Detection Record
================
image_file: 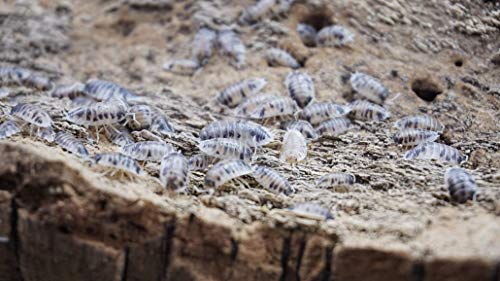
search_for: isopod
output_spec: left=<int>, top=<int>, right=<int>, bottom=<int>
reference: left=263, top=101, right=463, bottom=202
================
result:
left=218, top=30, right=246, bottom=69
left=151, top=110, right=175, bottom=135
left=280, top=129, right=307, bottom=164
left=24, top=74, right=54, bottom=91
left=191, top=27, right=217, bottom=65
left=298, top=102, right=348, bottom=126
left=316, top=25, right=354, bottom=47
left=188, top=154, right=217, bottom=171
left=104, top=125, right=134, bottom=146
left=234, top=94, right=276, bottom=117
left=199, top=138, right=253, bottom=162
left=0, top=66, right=30, bottom=86
left=252, top=165, right=294, bottom=195
left=200, top=120, right=273, bottom=147
left=11, top=103, right=52, bottom=128
left=217, top=77, right=267, bottom=108
left=160, top=152, right=189, bottom=192
left=121, top=141, right=174, bottom=161
left=265, top=48, right=300, bottom=69
left=0, top=120, right=21, bottom=139
left=445, top=167, right=477, bottom=203
left=66, top=96, right=128, bottom=126
left=72, top=97, right=97, bottom=107
left=403, top=142, right=467, bottom=164
left=347, top=100, right=390, bottom=121
left=394, top=114, right=444, bottom=132
left=204, top=159, right=252, bottom=188
left=51, top=82, right=85, bottom=99
left=239, top=0, right=276, bottom=24
left=162, top=59, right=200, bottom=76
left=248, top=96, right=298, bottom=119
left=289, top=203, right=333, bottom=220
left=282, top=120, right=317, bottom=139
left=34, top=126, right=55, bottom=143
left=285, top=71, right=315, bottom=108
left=316, top=173, right=355, bottom=189
left=392, top=129, right=440, bottom=146
left=83, top=79, right=138, bottom=103
left=55, top=131, right=89, bottom=158
left=316, top=117, right=352, bottom=137
left=94, top=152, right=142, bottom=176
left=296, top=23, right=317, bottom=47
left=126, top=104, right=153, bottom=130
left=350, top=72, right=389, bottom=104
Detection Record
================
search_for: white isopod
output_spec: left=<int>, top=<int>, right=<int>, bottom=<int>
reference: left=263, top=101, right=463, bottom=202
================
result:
left=298, top=102, right=348, bottom=126
left=316, top=173, right=355, bottom=189
left=121, top=141, right=174, bottom=161
left=392, top=129, right=440, bottom=146
left=252, top=165, right=294, bottom=195
left=0, top=120, right=21, bottom=139
left=350, top=72, right=390, bottom=104
left=239, top=0, right=276, bottom=24
left=234, top=94, right=276, bottom=117
left=316, top=25, right=354, bottom=47
left=51, top=82, right=85, bottom=99
left=55, top=131, right=89, bottom=158
left=280, top=129, right=307, bottom=164
left=11, top=103, right=52, bottom=128
left=66, top=96, right=128, bottom=126
left=445, top=167, right=477, bottom=203
left=162, top=59, right=200, bottom=76
left=283, top=120, right=317, bottom=139
left=104, top=125, right=135, bottom=147
left=315, top=117, right=353, bottom=137
left=394, top=114, right=444, bottom=132
left=285, top=71, right=315, bottom=108
left=160, top=152, right=189, bottom=192
left=126, top=104, right=153, bottom=130
left=191, top=27, right=217, bottom=65
left=218, top=30, right=246, bottom=69
left=0, top=66, right=30, bottom=86
left=200, top=120, right=273, bottom=147
left=83, top=79, right=138, bottom=103
left=94, top=152, right=142, bottom=176
left=403, top=142, right=467, bottom=165
left=217, top=78, right=267, bottom=108
left=265, top=48, right=300, bottom=69
left=296, top=23, right=317, bottom=47
left=347, top=100, right=390, bottom=121
left=24, top=74, right=54, bottom=91
left=33, top=126, right=55, bottom=143
left=248, top=96, right=298, bottom=119
left=151, top=110, right=175, bottom=135
left=188, top=154, right=217, bottom=171
left=205, top=159, right=253, bottom=188
left=199, top=138, right=253, bottom=162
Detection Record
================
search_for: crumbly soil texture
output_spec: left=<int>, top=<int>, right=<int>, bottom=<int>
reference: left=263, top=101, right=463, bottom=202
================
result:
left=0, top=0, right=499, bottom=281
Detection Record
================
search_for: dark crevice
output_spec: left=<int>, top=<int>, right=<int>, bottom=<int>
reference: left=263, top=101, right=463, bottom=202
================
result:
left=411, top=78, right=443, bottom=102
left=120, top=247, right=130, bottom=281
left=410, top=261, right=425, bottom=281
left=294, top=235, right=307, bottom=281
left=322, top=246, right=334, bottom=281
left=161, top=218, right=176, bottom=281
left=10, top=197, right=24, bottom=281
left=230, top=238, right=239, bottom=261
left=492, top=261, right=500, bottom=281
left=279, top=232, right=293, bottom=281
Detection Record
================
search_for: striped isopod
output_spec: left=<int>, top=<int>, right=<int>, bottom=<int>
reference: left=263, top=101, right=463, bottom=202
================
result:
left=121, top=141, right=174, bottom=161
left=296, top=23, right=317, bottom=47
left=350, top=72, right=389, bottom=104
left=316, top=173, right=355, bottom=189
left=66, top=96, right=128, bottom=126
left=94, top=152, right=142, bottom=175
left=55, top=131, right=89, bottom=158
left=403, top=142, right=467, bottom=164
left=162, top=59, right=200, bottom=76
left=11, top=103, right=52, bottom=128
left=217, top=77, right=267, bottom=108
left=24, top=74, right=54, bottom=91
left=280, top=129, right=307, bottom=164
left=392, top=129, right=440, bottom=146
left=188, top=154, right=217, bottom=171
left=199, top=138, right=253, bottom=162
left=200, top=120, right=273, bottom=147
left=239, top=0, right=276, bottom=24
left=104, top=125, right=134, bottom=146
left=151, top=110, right=175, bottom=135
left=445, top=168, right=477, bottom=203
left=316, top=117, right=352, bottom=137
left=285, top=71, right=315, bottom=108
left=283, top=120, right=318, bottom=139
left=126, top=104, right=153, bottom=130
left=218, top=30, right=246, bottom=69
left=191, top=27, right=217, bottom=65
left=0, top=120, right=21, bottom=139
left=316, top=25, right=354, bottom=47
left=347, top=100, right=390, bottom=121
left=394, top=114, right=444, bottom=132
left=252, top=165, right=294, bottom=195
left=248, top=96, right=299, bottom=119
left=83, top=79, right=139, bottom=103
left=265, top=48, right=300, bottom=69
left=34, top=126, right=55, bottom=142
left=72, top=97, right=97, bottom=107
left=0, top=66, right=30, bottom=86
left=52, top=82, right=85, bottom=99
left=289, top=203, right=333, bottom=220
left=298, top=102, right=348, bottom=126
left=234, top=94, right=276, bottom=117
left=160, top=152, right=189, bottom=192
left=204, top=159, right=252, bottom=188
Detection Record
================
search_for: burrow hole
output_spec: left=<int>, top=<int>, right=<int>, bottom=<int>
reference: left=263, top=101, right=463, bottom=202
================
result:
left=296, top=6, right=334, bottom=47
left=411, top=78, right=443, bottom=102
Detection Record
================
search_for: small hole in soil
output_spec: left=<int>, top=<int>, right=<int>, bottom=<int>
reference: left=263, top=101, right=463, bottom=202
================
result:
left=454, top=59, right=463, bottom=67
left=300, top=10, right=334, bottom=31
left=411, top=78, right=443, bottom=102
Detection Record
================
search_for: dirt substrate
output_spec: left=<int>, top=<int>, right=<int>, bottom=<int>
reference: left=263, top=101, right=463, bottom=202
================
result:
left=0, top=0, right=499, bottom=280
